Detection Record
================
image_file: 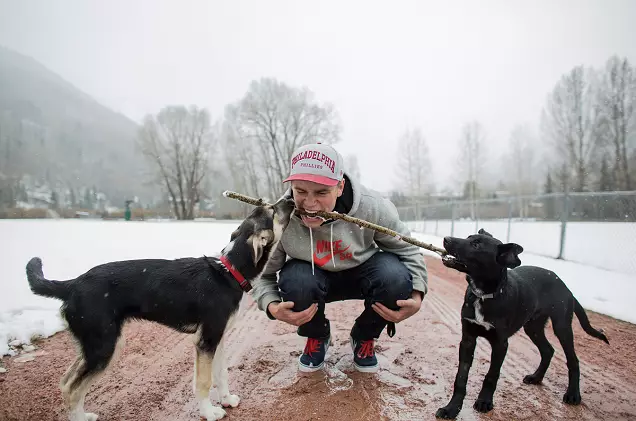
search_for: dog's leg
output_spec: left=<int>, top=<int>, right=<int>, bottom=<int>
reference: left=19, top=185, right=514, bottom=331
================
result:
left=474, top=337, right=509, bottom=413
left=67, top=367, right=100, bottom=421
left=522, top=317, right=554, bottom=384
left=552, top=314, right=581, bottom=405
left=194, top=347, right=226, bottom=420
left=213, top=338, right=240, bottom=408
left=61, top=356, right=82, bottom=406
left=63, top=322, right=123, bottom=421
left=435, top=328, right=477, bottom=419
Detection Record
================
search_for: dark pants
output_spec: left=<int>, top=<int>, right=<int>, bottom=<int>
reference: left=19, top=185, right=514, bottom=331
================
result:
left=278, top=251, right=413, bottom=341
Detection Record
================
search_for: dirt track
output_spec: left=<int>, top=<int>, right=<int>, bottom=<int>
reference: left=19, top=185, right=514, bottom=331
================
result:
left=2, top=256, right=636, bottom=421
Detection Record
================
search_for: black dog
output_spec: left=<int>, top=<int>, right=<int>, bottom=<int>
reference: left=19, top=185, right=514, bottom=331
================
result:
left=25, top=197, right=295, bottom=421
left=436, top=229, right=609, bottom=419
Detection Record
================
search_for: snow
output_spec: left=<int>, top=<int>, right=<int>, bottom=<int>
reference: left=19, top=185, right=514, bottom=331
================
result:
left=409, top=230, right=636, bottom=326
left=0, top=219, right=240, bottom=356
left=1, top=218, right=635, bottom=356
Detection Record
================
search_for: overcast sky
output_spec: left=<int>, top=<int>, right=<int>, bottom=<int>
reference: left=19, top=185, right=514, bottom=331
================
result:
left=1, top=0, right=635, bottom=193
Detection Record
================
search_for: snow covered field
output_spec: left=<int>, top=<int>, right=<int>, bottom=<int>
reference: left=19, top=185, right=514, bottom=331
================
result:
left=1, top=218, right=635, bottom=356
left=407, top=219, right=636, bottom=275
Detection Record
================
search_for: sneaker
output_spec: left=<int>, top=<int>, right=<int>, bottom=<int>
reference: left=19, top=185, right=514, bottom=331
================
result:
left=350, top=337, right=379, bottom=373
left=298, top=337, right=330, bottom=372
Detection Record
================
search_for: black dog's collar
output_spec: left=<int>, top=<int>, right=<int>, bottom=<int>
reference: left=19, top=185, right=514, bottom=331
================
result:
left=219, top=255, right=252, bottom=293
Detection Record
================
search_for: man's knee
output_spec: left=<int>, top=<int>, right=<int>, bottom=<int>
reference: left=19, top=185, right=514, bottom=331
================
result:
left=366, top=253, right=412, bottom=304
left=278, top=260, right=327, bottom=311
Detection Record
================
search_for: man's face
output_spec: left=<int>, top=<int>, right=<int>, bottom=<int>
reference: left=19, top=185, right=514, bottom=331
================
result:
left=291, top=179, right=345, bottom=228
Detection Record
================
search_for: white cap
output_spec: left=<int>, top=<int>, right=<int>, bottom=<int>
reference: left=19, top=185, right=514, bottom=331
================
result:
left=283, top=143, right=344, bottom=186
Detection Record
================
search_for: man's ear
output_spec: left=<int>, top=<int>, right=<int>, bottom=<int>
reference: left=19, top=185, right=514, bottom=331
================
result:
left=478, top=228, right=493, bottom=237
left=496, top=243, right=524, bottom=268
left=250, top=233, right=269, bottom=266
left=336, top=178, right=345, bottom=197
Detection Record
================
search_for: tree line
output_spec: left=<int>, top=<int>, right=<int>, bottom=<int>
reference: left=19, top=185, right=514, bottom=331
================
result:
left=137, top=78, right=346, bottom=219
left=390, top=54, right=636, bottom=212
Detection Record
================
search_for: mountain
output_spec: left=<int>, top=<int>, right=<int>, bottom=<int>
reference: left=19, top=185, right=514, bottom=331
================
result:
left=0, top=46, right=155, bottom=207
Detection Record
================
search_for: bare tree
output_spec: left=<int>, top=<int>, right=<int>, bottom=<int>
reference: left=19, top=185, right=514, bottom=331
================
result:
left=138, top=105, right=214, bottom=220
left=541, top=65, right=604, bottom=192
left=394, top=127, right=432, bottom=197
left=505, top=124, right=538, bottom=217
left=598, top=55, right=636, bottom=190
left=456, top=121, right=486, bottom=219
left=345, top=154, right=362, bottom=183
left=225, top=78, right=342, bottom=200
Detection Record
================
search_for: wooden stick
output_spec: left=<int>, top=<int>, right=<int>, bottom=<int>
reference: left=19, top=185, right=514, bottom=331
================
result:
left=222, top=190, right=448, bottom=256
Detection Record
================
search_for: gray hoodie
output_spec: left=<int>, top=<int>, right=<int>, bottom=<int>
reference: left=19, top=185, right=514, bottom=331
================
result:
left=251, top=173, right=428, bottom=315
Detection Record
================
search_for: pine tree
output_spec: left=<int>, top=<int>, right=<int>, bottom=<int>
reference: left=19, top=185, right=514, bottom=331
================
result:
left=50, top=191, right=59, bottom=209
left=599, top=156, right=614, bottom=192
left=544, top=172, right=553, bottom=194
left=69, top=186, right=77, bottom=207
left=544, top=170, right=555, bottom=219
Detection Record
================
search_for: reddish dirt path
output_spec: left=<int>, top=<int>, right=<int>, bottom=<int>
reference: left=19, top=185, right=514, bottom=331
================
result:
left=2, top=256, right=636, bottom=420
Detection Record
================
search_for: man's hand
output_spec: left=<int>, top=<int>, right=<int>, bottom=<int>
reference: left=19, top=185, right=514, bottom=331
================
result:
left=371, top=291, right=423, bottom=323
left=268, top=301, right=318, bottom=326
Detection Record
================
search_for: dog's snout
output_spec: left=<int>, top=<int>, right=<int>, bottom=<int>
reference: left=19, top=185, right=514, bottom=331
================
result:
left=274, top=196, right=296, bottom=217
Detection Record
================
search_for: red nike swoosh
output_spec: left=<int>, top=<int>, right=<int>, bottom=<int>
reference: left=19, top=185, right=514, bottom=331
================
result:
left=313, top=253, right=332, bottom=267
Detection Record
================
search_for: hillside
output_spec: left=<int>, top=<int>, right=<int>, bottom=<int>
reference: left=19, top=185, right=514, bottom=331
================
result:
left=0, top=46, right=154, bottom=207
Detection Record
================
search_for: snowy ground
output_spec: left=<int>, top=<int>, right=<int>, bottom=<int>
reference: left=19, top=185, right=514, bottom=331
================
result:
left=409, top=229, right=636, bottom=326
left=1, top=218, right=635, bottom=356
left=0, top=219, right=239, bottom=356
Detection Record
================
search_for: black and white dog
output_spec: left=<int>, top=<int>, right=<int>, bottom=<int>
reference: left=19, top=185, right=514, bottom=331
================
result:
left=25, top=197, right=295, bottom=421
left=436, top=229, right=609, bottom=419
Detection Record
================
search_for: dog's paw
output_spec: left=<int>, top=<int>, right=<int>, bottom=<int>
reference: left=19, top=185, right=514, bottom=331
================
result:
left=85, top=414, right=99, bottom=421
left=563, top=389, right=581, bottom=405
left=523, top=373, right=543, bottom=385
left=221, top=394, right=240, bottom=408
left=200, top=399, right=227, bottom=420
left=435, top=406, right=460, bottom=419
left=473, top=398, right=494, bottom=413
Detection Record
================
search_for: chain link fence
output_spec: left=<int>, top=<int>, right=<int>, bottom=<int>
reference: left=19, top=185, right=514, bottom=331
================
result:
left=397, top=190, right=636, bottom=275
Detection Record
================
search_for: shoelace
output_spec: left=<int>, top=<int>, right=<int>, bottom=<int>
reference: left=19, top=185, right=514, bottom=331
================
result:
left=356, top=340, right=375, bottom=359
left=304, top=338, right=321, bottom=357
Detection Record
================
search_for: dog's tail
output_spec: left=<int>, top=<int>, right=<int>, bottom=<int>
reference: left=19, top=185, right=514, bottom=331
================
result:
left=26, top=257, right=72, bottom=301
left=574, top=298, right=609, bottom=344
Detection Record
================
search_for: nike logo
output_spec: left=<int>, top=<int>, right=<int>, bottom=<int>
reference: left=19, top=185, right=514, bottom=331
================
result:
left=313, top=241, right=351, bottom=267
left=313, top=252, right=332, bottom=267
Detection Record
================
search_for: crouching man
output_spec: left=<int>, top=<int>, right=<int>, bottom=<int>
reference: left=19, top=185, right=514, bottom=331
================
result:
left=252, top=142, right=428, bottom=373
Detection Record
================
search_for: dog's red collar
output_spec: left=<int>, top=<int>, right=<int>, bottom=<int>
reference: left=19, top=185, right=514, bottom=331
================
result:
left=219, top=255, right=252, bottom=293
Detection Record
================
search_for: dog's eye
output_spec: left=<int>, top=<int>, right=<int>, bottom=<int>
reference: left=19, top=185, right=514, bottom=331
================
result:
left=471, top=241, right=479, bottom=249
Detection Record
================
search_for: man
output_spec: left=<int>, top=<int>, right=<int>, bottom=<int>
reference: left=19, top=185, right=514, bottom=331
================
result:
left=252, top=142, right=428, bottom=373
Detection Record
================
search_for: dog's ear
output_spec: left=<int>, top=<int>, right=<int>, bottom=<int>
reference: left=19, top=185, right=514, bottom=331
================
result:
left=496, top=243, right=523, bottom=268
left=250, top=232, right=269, bottom=266
left=478, top=228, right=493, bottom=237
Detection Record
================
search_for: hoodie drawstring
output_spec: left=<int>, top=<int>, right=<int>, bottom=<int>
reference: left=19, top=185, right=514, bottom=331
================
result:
left=330, top=223, right=336, bottom=269
left=309, top=227, right=315, bottom=275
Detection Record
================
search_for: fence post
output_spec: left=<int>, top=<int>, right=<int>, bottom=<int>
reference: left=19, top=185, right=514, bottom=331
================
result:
left=450, top=201, right=456, bottom=237
left=435, top=215, right=439, bottom=236
left=506, top=198, right=512, bottom=243
left=474, top=198, right=480, bottom=233
left=557, top=190, right=569, bottom=260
